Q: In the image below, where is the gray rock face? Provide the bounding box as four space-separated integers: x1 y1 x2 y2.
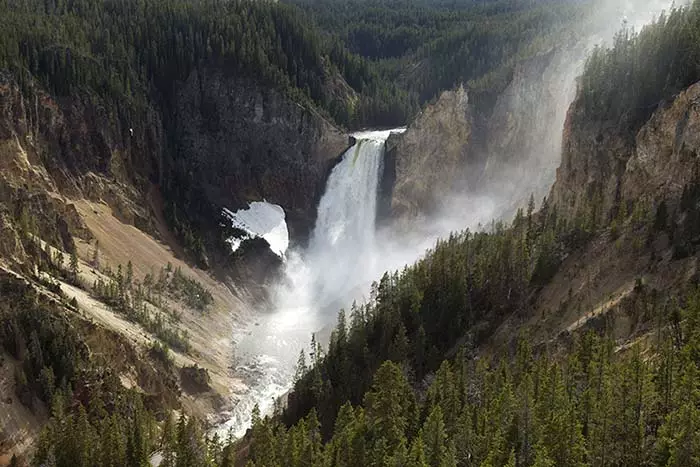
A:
549 94 634 223
0 72 156 252
173 69 349 240
550 80 700 221
0 66 351 255
381 85 473 221
622 82 700 202
0 73 162 198
382 49 582 225
482 49 579 212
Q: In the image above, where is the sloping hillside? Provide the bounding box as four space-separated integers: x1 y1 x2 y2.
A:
244 5 700 467
4 1 700 466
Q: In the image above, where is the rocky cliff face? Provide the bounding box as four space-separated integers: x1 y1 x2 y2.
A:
0 68 352 453
622 82 700 202
0 72 161 259
550 80 700 222
0 66 350 266
173 69 349 241
548 96 633 222
382 49 582 224
381 85 472 221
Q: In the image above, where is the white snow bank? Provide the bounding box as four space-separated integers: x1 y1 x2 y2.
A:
222 202 289 257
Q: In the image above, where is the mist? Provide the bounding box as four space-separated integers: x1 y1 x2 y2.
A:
220 0 677 437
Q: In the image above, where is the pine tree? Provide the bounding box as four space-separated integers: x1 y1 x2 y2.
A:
92 240 100 268
126 260 133 289
161 414 177 467
504 449 516 467
364 361 415 453
407 432 429 467
69 251 79 281
532 441 555 467
422 406 447 467
294 349 307 384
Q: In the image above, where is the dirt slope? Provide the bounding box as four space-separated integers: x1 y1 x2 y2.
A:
71 200 254 409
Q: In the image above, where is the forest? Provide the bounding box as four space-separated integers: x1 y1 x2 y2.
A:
4 0 700 466
0 0 588 262
0 0 406 129
9 160 700 466
0 0 588 129
290 0 585 114
579 1 700 130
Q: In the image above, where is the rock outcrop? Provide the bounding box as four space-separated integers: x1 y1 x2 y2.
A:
550 80 700 222
482 49 580 211
381 85 472 220
382 49 583 224
622 82 700 202
173 69 349 241
0 72 160 254
0 66 351 260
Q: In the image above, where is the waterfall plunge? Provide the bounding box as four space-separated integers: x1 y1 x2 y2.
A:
221 129 402 437
219 0 678 439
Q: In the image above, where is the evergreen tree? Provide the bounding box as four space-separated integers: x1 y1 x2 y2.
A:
422 406 447 467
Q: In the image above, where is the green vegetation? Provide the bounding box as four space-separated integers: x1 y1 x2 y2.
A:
12 180 700 465
0 273 214 467
153 263 214 313
284 195 579 433
248 318 700 467
579 1 700 129
292 0 586 114
241 176 700 466
0 0 590 127
7 1 700 466
0 0 410 129
0 277 84 412
92 263 191 353
12 199 211 354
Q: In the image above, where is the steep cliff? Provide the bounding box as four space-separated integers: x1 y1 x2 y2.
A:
172 69 349 242
482 49 581 210
0 66 352 460
0 72 161 259
550 80 700 223
381 85 472 220
0 64 351 263
382 49 581 224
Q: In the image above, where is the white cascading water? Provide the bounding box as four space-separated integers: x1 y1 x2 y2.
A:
219 0 678 437
220 129 401 437
306 135 387 310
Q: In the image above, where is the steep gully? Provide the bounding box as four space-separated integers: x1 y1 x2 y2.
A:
220 0 675 437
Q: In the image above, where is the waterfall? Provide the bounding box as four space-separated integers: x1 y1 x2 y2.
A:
306 137 385 310
220 129 402 437
218 0 678 440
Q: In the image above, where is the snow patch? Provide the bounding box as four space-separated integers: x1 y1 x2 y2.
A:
222 202 289 257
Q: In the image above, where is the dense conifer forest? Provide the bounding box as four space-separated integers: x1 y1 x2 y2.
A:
4 0 700 466
0 0 583 262
0 0 585 130
290 0 585 114
579 1 700 130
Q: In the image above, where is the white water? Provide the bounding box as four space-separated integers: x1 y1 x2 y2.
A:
219 129 404 437
220 0 678 438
